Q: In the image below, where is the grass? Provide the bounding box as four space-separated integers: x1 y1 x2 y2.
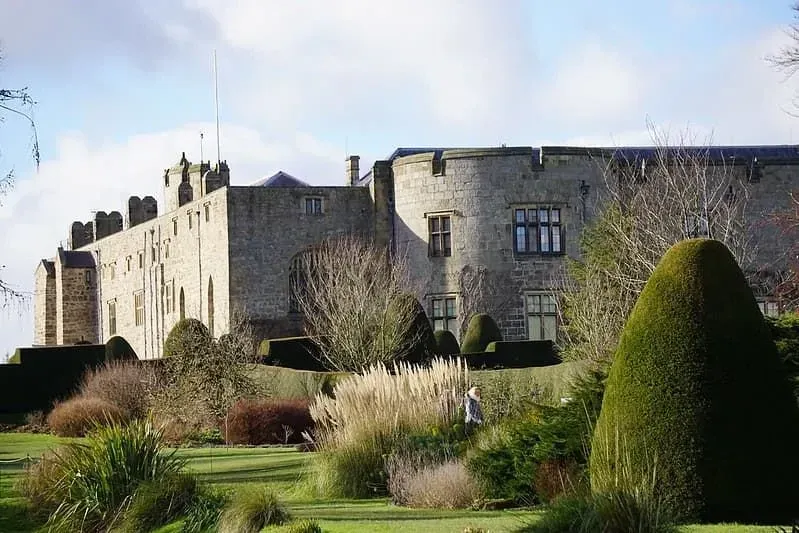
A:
0 432 787 533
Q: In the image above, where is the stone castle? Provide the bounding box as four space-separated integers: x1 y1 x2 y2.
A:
33 145 799 358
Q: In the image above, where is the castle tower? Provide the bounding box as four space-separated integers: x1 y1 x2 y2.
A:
164 153 230 213
33 260 56 345
164 153 192 213
55 247 98 345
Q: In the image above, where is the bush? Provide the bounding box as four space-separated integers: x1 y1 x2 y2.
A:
434 329 460 355
225 398 314 445
277 519 324 533
387 457 478 509
79 360 156 420
105 335 138 361
182 485 231 533
394 293 437 364
460 313 502 353
591 238 799 524
163 318 210 358
484 340 559 367
218 487 290 533
23 419 186 532
765 311 799 401
46 396 128 437
309 358 469 498
119 473 197 532
533 458 583 504
8 349 20 364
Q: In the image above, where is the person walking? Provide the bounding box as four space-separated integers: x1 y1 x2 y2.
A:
464 386 484 435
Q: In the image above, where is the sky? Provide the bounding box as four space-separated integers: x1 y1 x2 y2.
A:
1 0 798 357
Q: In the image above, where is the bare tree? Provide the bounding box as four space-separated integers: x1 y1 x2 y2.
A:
154 310 259 441
293 234 426 372
457 265 514 340
1 49 39 309
558 122 758 361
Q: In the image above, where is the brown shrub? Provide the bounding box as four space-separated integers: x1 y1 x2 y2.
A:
225 398 314 445
533 458 583 503
387 456 478 509
80 360 156 420
46 396 128 437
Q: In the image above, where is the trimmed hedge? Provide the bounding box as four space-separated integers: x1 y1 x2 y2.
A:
259 336 328 372
105 335 138 361
484 340 559 367
397 293 437 364
0 344 107 414
591 239 799 524
163 319 210 358
433 330 460 355
461 313 502 353
225 398 314 445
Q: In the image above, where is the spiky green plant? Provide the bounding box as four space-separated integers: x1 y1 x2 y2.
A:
34 418 186 532
218 486 290 533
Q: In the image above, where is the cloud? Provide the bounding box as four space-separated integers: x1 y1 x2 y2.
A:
0 123 349 357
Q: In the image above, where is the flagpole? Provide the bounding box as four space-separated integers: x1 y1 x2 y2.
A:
213 50 221 167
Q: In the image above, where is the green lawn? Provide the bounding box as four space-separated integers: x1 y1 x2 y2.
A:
0 432 783 533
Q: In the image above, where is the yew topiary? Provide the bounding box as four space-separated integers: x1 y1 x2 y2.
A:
105 335 138 361
590 238 799 524
163 319 210 358
460 313 502 353
434 329 460 355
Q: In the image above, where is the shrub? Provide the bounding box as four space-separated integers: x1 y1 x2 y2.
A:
46 396 127 437
8 349 20 363
484 340 559 367
105 335 138 361
387 457 478 509
394 293 437 364
309 358 469 498
460 313 502 353
434 329 460 355
218 487 290 533
278 519 324 533
260 337 327 371
79 360 156 420
119 473 197 532
765 311 799 401
182 485 231 533
163 318 210 358
533 458 583 504
24 419 186 532
225 398 314 445
591 238 799 524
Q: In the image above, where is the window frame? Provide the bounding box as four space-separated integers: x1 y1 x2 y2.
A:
428 215 452 257
756 297 781 318
525 291 559 342
134 291 145 327
204 202 211 222
108 300 117 336
430 295 458 335
513 206 563 256
304 197 323 215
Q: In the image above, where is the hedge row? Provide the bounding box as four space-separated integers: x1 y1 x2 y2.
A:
259 336 560 372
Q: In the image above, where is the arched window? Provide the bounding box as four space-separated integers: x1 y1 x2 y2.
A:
208 276 214 336
179 287 185 321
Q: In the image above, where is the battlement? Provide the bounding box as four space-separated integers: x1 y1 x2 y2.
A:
164 152 230 213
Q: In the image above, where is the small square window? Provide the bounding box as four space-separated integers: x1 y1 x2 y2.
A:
305 198 323 215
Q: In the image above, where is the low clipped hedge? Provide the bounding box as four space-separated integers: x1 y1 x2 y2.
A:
259 336 327 372
484 340 560 367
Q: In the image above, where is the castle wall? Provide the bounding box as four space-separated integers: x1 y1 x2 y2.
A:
226 186 374 321
55 259 98 344
33 261 56 345
391 148 607 340
74 187 231 359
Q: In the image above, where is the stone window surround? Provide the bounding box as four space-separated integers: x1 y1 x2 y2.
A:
429 294 458 336
425 210 454 258
525 290 558 341
513 204 564 256
303 197 323 215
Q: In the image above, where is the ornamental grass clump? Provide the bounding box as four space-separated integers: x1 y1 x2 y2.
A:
22 418 186 532
309 357 469 498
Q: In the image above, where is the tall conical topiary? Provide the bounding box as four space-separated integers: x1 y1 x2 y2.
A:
461 313 502 353
433 329 460 355
590 239 799 524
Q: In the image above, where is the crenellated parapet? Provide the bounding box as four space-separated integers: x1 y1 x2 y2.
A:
164 153 230 213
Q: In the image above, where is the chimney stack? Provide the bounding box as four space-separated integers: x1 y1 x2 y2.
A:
346 155 360 186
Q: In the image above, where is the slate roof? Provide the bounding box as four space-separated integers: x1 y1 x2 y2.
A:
57 248 96 269
39 260 55 277
250 171 310 188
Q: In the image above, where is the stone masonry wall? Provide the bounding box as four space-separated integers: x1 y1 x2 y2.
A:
33 262 56 345
391 148 608 341
76 187 231 359
226 186 374 321
55 261 98 345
